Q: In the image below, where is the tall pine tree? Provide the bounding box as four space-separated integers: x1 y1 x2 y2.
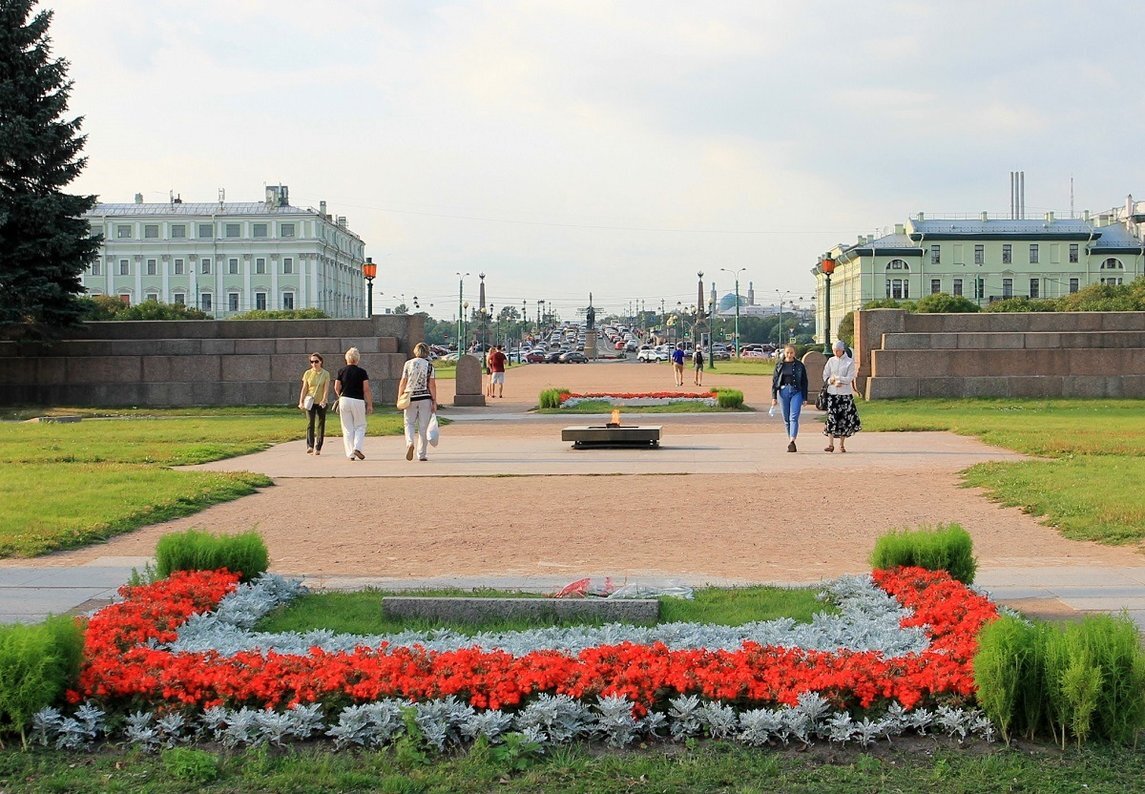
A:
0 0 99 336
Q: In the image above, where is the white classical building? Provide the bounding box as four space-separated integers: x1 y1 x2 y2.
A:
81 186 367 317
812 196 1145 343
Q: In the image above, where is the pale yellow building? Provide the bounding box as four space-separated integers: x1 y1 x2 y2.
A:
812 198 1145 343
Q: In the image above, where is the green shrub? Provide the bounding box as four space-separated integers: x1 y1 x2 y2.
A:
714 388 743 408
538 388 567 409
0 616 84 747
982 296 1060 312
972 615 1034 742
913 292 982 313
868 523 977 584
162 747 220 784
1070 614 1145 746
228 308 329 320
155 529 269 582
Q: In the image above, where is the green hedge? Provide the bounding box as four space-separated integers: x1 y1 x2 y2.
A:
714 388 744 408
155 529 269 582
0 616 84 747
869 523 977 584
538 388 567 409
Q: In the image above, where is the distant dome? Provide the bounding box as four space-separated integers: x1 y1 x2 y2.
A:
718 293 741 311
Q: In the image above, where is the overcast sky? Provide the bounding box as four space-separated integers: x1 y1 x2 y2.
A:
46 0 1145 321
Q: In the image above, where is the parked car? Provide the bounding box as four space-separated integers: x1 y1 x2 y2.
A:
559 351 588 363
636 348 664 363
544 350 564 363
525 351 547 363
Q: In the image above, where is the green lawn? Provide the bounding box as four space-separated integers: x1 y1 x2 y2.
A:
0 409 407 557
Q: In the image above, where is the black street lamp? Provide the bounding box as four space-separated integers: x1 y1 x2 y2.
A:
361 257 377 318
818 255 836 354
720 267 746 356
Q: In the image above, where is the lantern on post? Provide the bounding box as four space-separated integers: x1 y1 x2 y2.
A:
361 257 377 317
819 255 836 353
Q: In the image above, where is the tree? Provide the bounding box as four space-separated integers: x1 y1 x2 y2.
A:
0 0 99 337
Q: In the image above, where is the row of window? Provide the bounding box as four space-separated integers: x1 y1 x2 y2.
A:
103 292 298 312
895 256 1124 271
110 221 297 240
91 256 297 277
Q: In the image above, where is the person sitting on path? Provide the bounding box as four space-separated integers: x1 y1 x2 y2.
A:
770 343 808 453
334 347 372 461
671 343 686 387
822 339 861 453
297 352 330 456
398 342 438 461
488 344 507 398
692 347 705 386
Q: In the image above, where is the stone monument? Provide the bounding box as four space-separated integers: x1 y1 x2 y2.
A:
452 354 486 406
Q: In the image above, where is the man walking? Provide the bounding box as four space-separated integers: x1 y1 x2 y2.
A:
671 343 686 387
488 344 507 397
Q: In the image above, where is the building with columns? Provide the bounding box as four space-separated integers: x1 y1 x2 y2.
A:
81 185 367 317
812 196 1145 344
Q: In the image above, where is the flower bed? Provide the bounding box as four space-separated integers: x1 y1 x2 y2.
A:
559 390 719 408
39 567 1000 749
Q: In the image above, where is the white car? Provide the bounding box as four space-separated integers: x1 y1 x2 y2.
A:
636 348 665 362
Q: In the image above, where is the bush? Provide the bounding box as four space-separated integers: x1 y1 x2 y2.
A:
869 523 976 584
982 296 1060 312
714 388 743 408
78 296 208 321
913 293 982 313
972 615 1034 742
0 616 84 746
155 529 269 582
538 388 567 409
228 309 329 320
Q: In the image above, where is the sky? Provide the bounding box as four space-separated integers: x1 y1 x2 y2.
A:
43 0 1145 323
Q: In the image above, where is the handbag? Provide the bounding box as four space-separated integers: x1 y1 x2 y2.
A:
815 382 829 411
427 413 440 447
302 395 314 411
396 392 411 410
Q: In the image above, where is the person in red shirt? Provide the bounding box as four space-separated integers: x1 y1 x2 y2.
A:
488 345 508 397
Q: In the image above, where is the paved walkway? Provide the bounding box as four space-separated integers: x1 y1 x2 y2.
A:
2 407 1144 630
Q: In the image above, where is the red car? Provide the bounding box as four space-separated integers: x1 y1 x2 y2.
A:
525 351 547 363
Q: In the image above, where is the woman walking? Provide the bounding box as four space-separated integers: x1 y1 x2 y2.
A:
297 352 330 455
397 342 438 461
334 347 372 461
822 340 861 452
770 344 808 452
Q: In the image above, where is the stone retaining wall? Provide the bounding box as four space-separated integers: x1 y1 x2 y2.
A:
856 309 1145 399
0 315 423 407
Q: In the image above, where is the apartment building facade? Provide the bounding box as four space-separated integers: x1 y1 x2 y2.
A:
81 185 367 318
813 197 1145 343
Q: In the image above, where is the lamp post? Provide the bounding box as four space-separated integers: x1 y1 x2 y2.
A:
361 257 377 318
720 267 746 356
775 289 790 346
818 255 836 353
456 272 469 355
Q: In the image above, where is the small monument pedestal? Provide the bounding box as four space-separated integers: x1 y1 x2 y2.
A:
452 354 486 406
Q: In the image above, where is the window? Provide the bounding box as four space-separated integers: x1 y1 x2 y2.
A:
174 258 184 275
252 223 268 238
198 223 213 238
225 223 241 238
201 257 212 275
255 292 267 311
228 293 240 312
1101 258 1124 270
282 292 294 310
1069 278 1079 293
173 293 185 306
283 257 294 274
1029 244 1039 264
280 223 295 238
1003 278 1013 298
91 260 102 276
201 293 212 311
228 258 239 275
119 259 130 276
1002 244 1012 264
886 259 909 270
1069 243 1078 263
171 224 186 239
116 224 132 239
953 278 963 296
976 278 984 300
930 279 941 294
146 258 157 276
974 245 984 265
119 294 131 304
886 279 909 299
145 292 159 302
1029 279 1039 298
930 245 940 264
1101 277 1124 286
255 258 266 275
144 224 159 239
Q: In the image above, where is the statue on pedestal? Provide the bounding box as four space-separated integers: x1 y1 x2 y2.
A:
585 292 595 331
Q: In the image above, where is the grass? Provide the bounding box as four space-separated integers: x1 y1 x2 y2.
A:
859 399 1145 545
3 740 1145 792
539 398 743 414
255 585 829 635
0 409 407 558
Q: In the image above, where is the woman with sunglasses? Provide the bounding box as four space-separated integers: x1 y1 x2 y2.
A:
298 352 330 455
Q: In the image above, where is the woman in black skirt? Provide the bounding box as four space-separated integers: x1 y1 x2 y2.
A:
822 340 861 452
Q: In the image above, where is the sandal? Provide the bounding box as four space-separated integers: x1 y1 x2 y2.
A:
824 445 834 452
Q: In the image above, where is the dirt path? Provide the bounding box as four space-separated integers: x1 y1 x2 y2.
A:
24 360 1144 589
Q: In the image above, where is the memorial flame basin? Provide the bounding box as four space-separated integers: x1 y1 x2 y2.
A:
561 424 662 448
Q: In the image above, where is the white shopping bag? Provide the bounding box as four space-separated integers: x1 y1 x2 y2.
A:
427 414 440 447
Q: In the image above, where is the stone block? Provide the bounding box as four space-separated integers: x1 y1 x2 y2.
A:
865 377 919 399
69 356 141 383
190 381 226 404
201 339 236 355
869 350 896 377
274 339 311 354
1022 333 1061 349
1008 376 1063 397
340 338 381 355
221 355 270 382
381 596 659 624
35 358 69 386
454 355 484 406
801 351 827 379
235 339 274 355
377 337 399 354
